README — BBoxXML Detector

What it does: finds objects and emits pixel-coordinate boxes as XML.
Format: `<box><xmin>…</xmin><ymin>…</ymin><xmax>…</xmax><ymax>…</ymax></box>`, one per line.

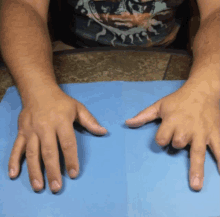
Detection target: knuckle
<box><xmin>55</xmin><ymin>114</ymin><xmax>66</xmax><ymax>123</ymax></box>
<box><xmin>42</xmin><ymin>145</ymin><xmax>54</xmax><ymax>159</ymax></box>
<box><xmin>33</xmin><ymin>116</ymin><xmax>51</xmax><ymax>127</ymax></box>
<box><xmin>26</xmin><ymin>148</ymin><xmax>37</xmax><ymax>158</ymax></box>
<box><xmin>192</xmin><ymin>148</ymin><xmax>205</xmax><ymax>157</ymax></box>
<box><xmin>156</xmin><ymin>137</ymin><xmax>167</xmax><ymax>146</ymax></box>
<box><xmin>28</xmin><ymin>121</ymin><xmax>48</xmax><ymax>133</ymax></box>
<box><xmin>62</xmin><ymin>141</ymin><xmax>74</xmax><ymax>151</ymax></box>
<box><xmin>17</xmin><ymin>129</ymin><xmax>25</xmax><ymax>137</ymax></box>
<box><xmin>36</xmin><ymin>120</ymin><xmax>49</xmax><ymax>128</ymax></box>
<box><xmin>172</xmin><ymin>138</ymin><xmax>185</xmax><ymax>148</ymax></box>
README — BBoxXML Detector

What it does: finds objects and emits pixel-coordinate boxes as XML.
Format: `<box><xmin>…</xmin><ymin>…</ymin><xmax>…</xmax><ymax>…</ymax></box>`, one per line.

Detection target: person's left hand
<box><xmin>125</xmin><ymin>83</ymin><xmax>220</xmax><ymax>191</ymax></box>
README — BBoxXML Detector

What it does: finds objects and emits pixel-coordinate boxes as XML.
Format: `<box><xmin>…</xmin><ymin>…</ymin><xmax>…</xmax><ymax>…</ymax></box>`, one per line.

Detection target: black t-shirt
<box><xmin>57</xmin><ymin>0</ymin><xmax>185</xmax><ymax>48</ymax></box>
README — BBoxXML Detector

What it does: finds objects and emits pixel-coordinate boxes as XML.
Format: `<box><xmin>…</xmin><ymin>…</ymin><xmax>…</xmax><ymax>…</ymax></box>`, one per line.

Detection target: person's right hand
<box><xmin>8</xmin><ymin>87</ymin><xmax>107</xmax><ymax>193</ymax></box>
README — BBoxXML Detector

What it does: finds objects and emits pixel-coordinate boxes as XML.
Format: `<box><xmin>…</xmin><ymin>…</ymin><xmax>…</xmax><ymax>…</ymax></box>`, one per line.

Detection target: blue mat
<box><xmin>0</xmin><ymin>81</ymin><xmax>219</xmax><ymax>217</ymax></box>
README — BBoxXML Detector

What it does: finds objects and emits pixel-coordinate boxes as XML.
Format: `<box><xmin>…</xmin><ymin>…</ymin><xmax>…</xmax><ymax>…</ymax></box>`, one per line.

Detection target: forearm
<box><xmin>186</xmin><ymin>9</ymin><xmax>220</xmax><ymax>99</ymax></box>
<box><xmin>0</xmin><ymin>1</ymin><xmax>60</xmax><ymax>106</ymax></box>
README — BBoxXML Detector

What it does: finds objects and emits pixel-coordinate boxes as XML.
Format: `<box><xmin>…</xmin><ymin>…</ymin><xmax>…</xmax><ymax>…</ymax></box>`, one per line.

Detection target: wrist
<box><xmin>186</xmin><ymin>65</ymin><xmax>219</xmax><ymax>99</ymax></box>
<box><xmin>183</xmin><ymin>76</ymin><xmax>219</xmax><ymax>100</ymax></box>
<box><xmin>20</xmin><ymin>82</ymin><xmax>63</xmax><ymax>107</ymax></box>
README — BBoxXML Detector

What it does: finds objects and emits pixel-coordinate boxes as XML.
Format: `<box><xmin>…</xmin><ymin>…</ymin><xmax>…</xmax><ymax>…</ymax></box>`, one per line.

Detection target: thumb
<box><xmin>125</xmin><ymin>100</ymin><xmax>161</xmax><ymax>127</ymax></box>
<box><xmin>76</xmin><ymin>102</ymin><xmax>108</xmax><ymax>135</ymax></box>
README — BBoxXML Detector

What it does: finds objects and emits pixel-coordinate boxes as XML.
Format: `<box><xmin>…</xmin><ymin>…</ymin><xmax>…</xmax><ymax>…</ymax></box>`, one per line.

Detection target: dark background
<box><xmin>47</xmin><ymin>0</ymin><xmax>200</xmax><ymax>52</ymax></box>
<box><xmin>0</xmin><ymin>0</ymin><xmax>200</xmax><ymax>65</ymax></box>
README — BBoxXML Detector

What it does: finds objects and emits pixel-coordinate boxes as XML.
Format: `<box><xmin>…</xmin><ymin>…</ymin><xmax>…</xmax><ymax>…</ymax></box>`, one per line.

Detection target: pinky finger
<box><xmin>8</xmin><ymin>133</ymin><xmax>26</xmax><ymax>179</ymax></box>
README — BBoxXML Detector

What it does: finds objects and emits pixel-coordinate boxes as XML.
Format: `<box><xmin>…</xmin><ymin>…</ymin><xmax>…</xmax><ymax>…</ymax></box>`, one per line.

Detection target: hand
<box><xmin>8</xmin><ymin>88</ymin><xmax>107</xmax><ymax>193</ymax></box>
<box><xmin>125</xmin><ymin>84</ymin><xmax>220</xmax><ymax>191</ymax></box>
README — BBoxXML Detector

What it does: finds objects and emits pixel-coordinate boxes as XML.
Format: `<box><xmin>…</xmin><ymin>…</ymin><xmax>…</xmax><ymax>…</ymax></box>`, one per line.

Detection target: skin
<box><xmin>126</xmin><ymin>4</ymin><xmax>220</xmax><ymax>191</ymax></box>
<box><xmin>126</xmin><ymin>80</ymin><xmax>220</xmax><ymax>191</ymax></box>
<box><xmin>8</xmin><ymin>87</ymin><xmax>108</xmax><ymax>192</ymax></box>
<box><xmin>6</xmin><ymin>0</ymin><xmax>220</xmax><ymax>193</ymax></box>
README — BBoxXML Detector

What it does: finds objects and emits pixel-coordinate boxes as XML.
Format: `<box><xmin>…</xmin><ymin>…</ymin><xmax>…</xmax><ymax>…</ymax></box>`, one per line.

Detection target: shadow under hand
<box><xmin>10</xmin><ymin>152</ymin><xmax>46</xmax><ymax>194</ymax></box>
<box><xmin>13</xmin><ymin>119</ymin><xmax>110</xmax><ymax>195</ymax></box>
<box><xmin>163</xmin><ymin>144</ymin><xmax>217</xmax><ymax>193</ymax></box>
<box><xmin>122</xmin><ymin>118</ymin><xmax>163</xmax><ymax>153</ymax></box>
<box><xmin>73</xmin><ymin>122</ymin><xmax>110</xmax><ymax>180</ymax></box>
<box><xmin>122</xmin><ymin>118</ymin><xmax>219</xmax><ymax>193</ymax></box>
<box><xmin>57</xmin><ymin>121</ymin><xmax>109</xmax><ymax>182</ymax></box>
<box><xmin>72</xmin><ymin>122</ymin><xmax>86</xmax><ymax>180</ymax></box>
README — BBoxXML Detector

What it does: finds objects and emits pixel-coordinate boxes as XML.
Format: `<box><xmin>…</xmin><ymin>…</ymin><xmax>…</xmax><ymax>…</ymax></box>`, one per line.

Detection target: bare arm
<box><xmin>0</xmin><ymin>0</ymin><xmax>108</xmax><ymax>194</ymax></box>
<box><xmin>186</xmin><ymin>5</ymin><xmax>220</xmax><ymax>99</ymax></box>
<box><xmin>0</xmin><ymin>0</ymin><xmax>60</xmax><ymax>106</ymax></box>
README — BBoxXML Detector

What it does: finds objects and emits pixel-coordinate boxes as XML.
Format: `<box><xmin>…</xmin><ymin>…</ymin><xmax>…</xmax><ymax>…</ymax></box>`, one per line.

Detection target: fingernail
<box><xmin>51</xmin><ymin>180</ymin><xmax>60</xmax><ymax>191</ymax></box>
<box><xmin>32</xmin><ymin>179</ymin><xmax>41</xmax><ymax>189</ymax></box>
<box><xmin>9</xmin><ymin>169</ymin><xmax>15</xmax><ymax>177</ymax></box>
<box><xmin>192</xmin><ymin>176</ymin><xmax>200</xmax><ymax>186</ymax></box>
<box><xmin>69</xmin><ymin>169</ymin><xmax>78</xmax><ymax>178</ymax></box>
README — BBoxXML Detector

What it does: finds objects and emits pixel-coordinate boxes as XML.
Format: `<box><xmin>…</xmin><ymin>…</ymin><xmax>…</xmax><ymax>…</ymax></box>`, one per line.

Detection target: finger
<box><xmin>209</xmin><ymin>129</ymin><xmax>220</xmax><ymax>174</ymax></box>
<box><xmin>56</xmin><ymin>122</ymin><xmax>79</xmax><ymax>179</ymax></box>
<box><xmin>8</xmin><ymin>133</ymin><xmax>26</xmax><ymax>179</ymax></box>
<box><xmin>189</xmin><ymin>135</ymin><xmax>206</xmax><ymax>191</ymax></box>
<box><xmin>172</xmin><ymin>128</ymin><xmax>192</xmax><ymax>149</ymax></box>
<box><xmin>155</xmin><ymin>119</ymin><xmax>175</xmax><ymax>146</ymax></box>
<box><xmin>39</xmin><ymin>127</ymin><xmax>62</xmax><ymax>193</ymax></box>
<box><xmin>26</xmin><ymin>133</ymin><xmax>44</xmax><ymax>192</ymax></box>
<box><xmin>125</xmin><ymin>101</ymin><xmax>160</xmax><ymax>127</ymax></box>
<box><xmin>76</xmin><ymin>102</ymin><xmax>108</xmax><ymax>135</ymax></box>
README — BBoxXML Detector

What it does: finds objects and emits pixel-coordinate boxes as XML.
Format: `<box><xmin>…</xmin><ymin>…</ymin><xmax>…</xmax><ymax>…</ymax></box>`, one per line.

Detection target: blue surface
<box><xmin>0</xmin><ymin>81</ymin><xmax>219</xmax><ymax>217</ymax></box>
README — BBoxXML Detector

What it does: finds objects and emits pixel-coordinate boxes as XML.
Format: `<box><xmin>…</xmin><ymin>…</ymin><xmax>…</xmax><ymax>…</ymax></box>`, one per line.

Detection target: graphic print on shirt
<box><xmin>73</xmin><ymin>0</ymin><xmax>177</xmax><ymax>46</ymax></box>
